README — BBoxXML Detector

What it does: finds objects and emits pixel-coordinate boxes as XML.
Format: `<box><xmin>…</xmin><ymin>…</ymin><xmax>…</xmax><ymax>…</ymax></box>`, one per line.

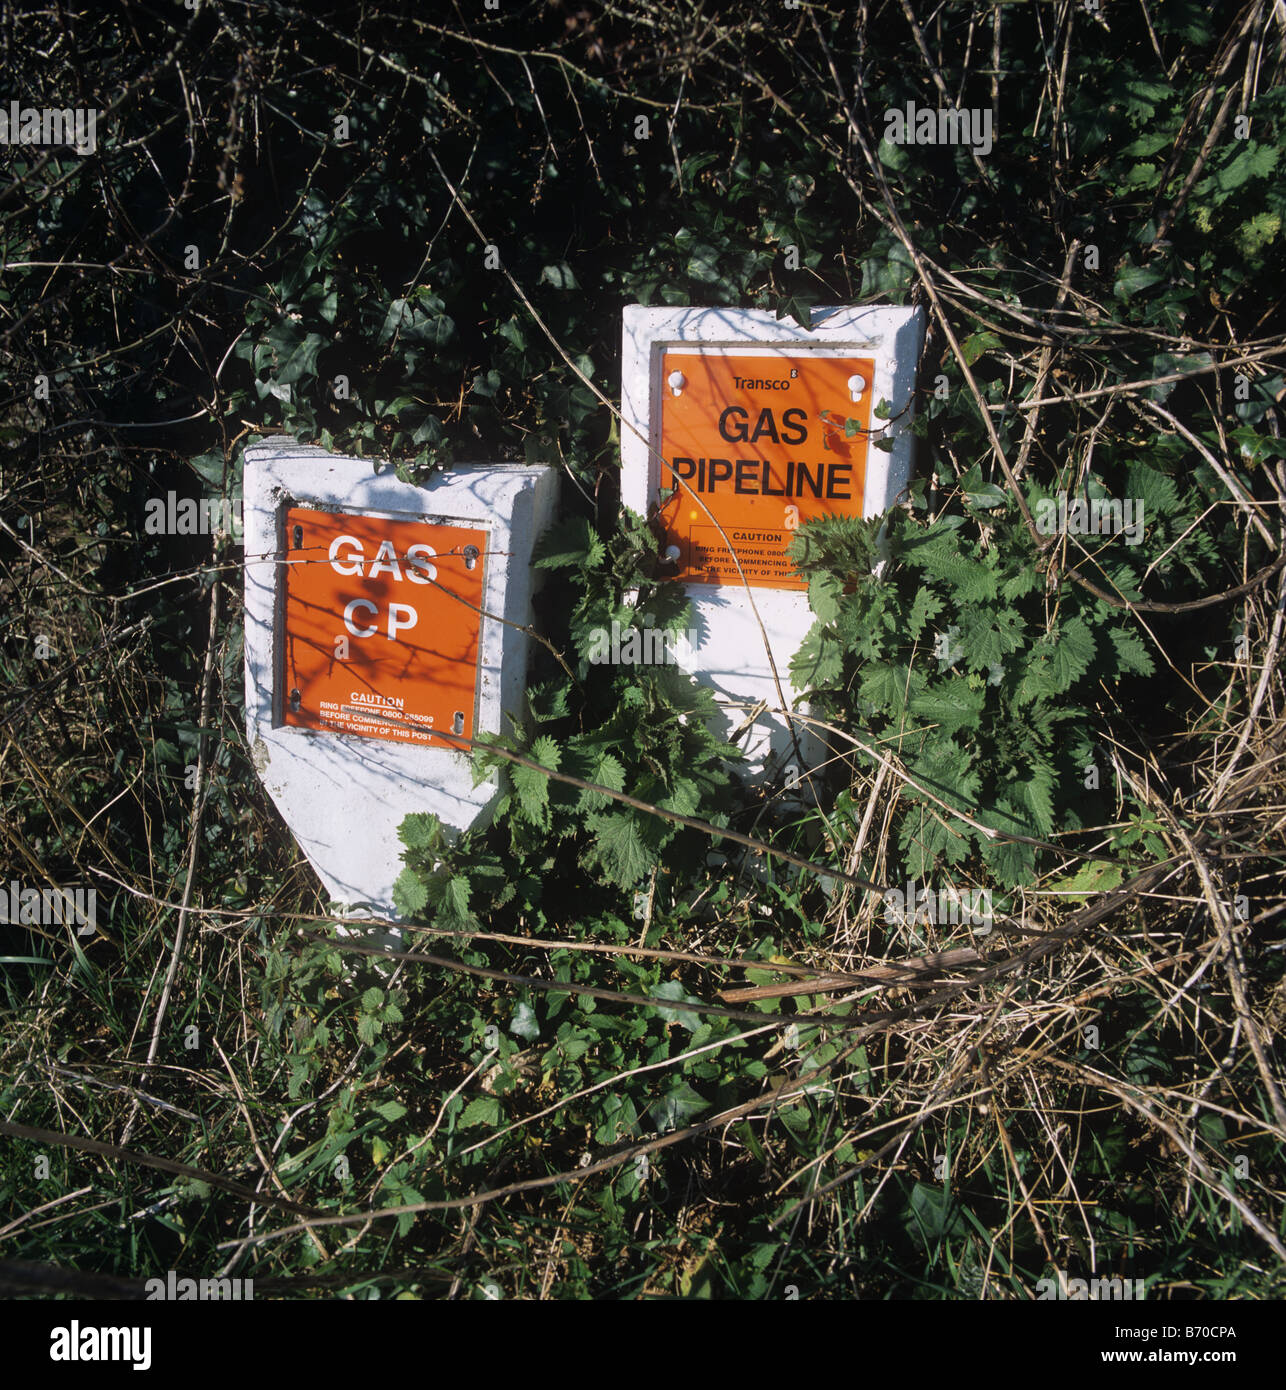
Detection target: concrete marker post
<box><xmin>243</xmin><ymin>437</ymin><xmax>557</xmax><ymax>922</ymax></box>
<box><xmin>620</xmin><ymin>304</ymin><xmax>925</xmax><ymax>793</ymax></box>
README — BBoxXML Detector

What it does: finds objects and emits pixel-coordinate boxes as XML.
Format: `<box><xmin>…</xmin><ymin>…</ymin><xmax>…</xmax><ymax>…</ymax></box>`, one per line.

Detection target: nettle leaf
<box><xmin>791</xmin><ymin>624</ymin><xmax>844</xmax><ymax>688</ymax></box>
<box><xmin>1000</xmin><ymin>565</ymin><xmax>1041</xmax><ymax>602</ymax></box>
<box><xmin>1208</xmin><ymin>142</ymin><xmax>1279</xmax><ymax>196</ymax></box>
<box><xmin>1108</xmin><ymin>626</ymin><xmax>1155</xmax><ymax>677</ymax></box>
<box><xmin>910</xmin><ymin>679</ymin><xmax>986</xmax><ymax>736</ymax></box>
<box><xmin>586</xmin><ymin>810</ymin><xmax>652</xmax><ymax>887</ymax></box>
<box><xmin>912</xmin><ymin>736</ymin><xmax>980</xmax><ymax>808</ymax></box>
<box><xmin>898</xmin><ymin>802</ymin><xmax>969</xmax><ymax>876</ymax></box>
<box><xmin>658</xmin><ymin>777</ymin><xmax>701</xmax><ymax>817</ymax></box>
<box><xmin>512</xmin><ymin>735</ymin><xmax>560</xmax><ymax>824</ymax></box>
<box><xmin>440</xmin><ymin>874</ymin><xmax>473</xmax><ymax>924</ymax></box>
<box><xmin>399</xmin><ymin>811</ymin><xmax>444</xmax><ymax>852</ymax></box>
<box><xmin>1049</xmin><ymin>616</ymin><xmax>1095</xmax><ymax>691</ymax></box>
<box><xmin>1121</xmin><ymin>130</ymin><xmax>1171</xmax><ymax>158</ymax></box>
<box><xmin>1011</xmin><ymin>760</ymin><xmax>1056</xmax><ymax>837</ymax></box>
<box><xmin>979</xmin><ymin>810</ymin><xmax>1037</xmax><ymax>887</ymax></box>
<box><xmin>392</xmin><ymin>867</ymin><xmax>429</xmax><ymax>917</ymax></box>
<box><xmin>1016</xmin><ymin>645</ymin><xmax>1058</xmax><ymax>705</ymax></box>
<box><xmin>534</xmin><ymin>517</ymin><xmax>605</xmax><ymax>570</ymax></box>
<box><xmin>958</xmin><ymin>606</ymin><xmax>1024</xmax><ymax>671</ymax></box>
<box><xmin>911</xmin><ymin>542</ymin><xmax>1000</xmax><ymax>603</ymax></box>
<box><xmin>1045</xmin><ymin>861</ymin><xmax>1124</xmax><ymax>905</ymax></box>
<box><xmin>908</xmin><ymin>587</ymin><xmax>943</xmax><ymax>639</ymax></box>
<box><xmin>1124</xmin><ymin>461</ymin><xmax>1181</xmax><ymax>518</ymax></box>
<box><xmin>1236</xmin><ymin>211</ymin><xmax>1281</xmax><ymax>260</ymax></box>
<box><xmin>459</xmin><ymin>1096</ymin><xmax>501</xmax><ymax>1129</ymax></box>
<box><xmin>373</xmin><ymin>1100</ymin><xmax>408</xmax><ymax>1123</ymax></box>
<box><xmin>807</xmin><ymin>569</ymin><xmax>843</xmax><ymax>623</ymax></box>
<box><xmin>573</xmin><ymin>748</ymin><xmax>626</xmax><ymax>811</ymax></box>
<box><xmin>860</xmin><ymin>661</ymin><xmax>924</xmax><ymax>718</ymax></box>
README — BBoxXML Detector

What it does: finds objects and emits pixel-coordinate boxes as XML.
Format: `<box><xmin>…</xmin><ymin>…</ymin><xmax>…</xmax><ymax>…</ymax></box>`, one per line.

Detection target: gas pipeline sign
<box><xmin>280</xmin><ymin>507</ymin><xmax>487</xmax><ymax>748</ymax></box>
<box><xmin>657</xmin><ymin>350</ymin><xmax>875</xmax><ymax>590</ymax></box>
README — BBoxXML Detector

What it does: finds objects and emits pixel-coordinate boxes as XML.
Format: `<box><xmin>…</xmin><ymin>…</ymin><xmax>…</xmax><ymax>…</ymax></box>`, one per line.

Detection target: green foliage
<box><xmin>2</xmin><ymin>0</ymin><xmax>1283</xmax><ymax>1309</ymax></box>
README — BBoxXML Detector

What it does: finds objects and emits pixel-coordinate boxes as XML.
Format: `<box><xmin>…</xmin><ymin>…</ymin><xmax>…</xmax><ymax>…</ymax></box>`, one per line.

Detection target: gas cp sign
<box><xmin>280</xmin><ymin>506</ymin><xmax>487</xmax><ymax>748</ymax></box>
<box><xmin>657</xmin><ymin>349</ymin><xmax>876</xmax><ymax>589</ymax></box>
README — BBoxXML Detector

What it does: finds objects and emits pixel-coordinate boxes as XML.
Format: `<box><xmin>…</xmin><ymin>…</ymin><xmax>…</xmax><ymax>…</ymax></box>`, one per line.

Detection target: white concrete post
<box><xmin>620</xmin><ymin>304</ymin><xmax>925</xmax><ymax>786</ymax></box>
<box><xmin>243</xmin><ymin>438</ymin><xmax>557</xmax><ymax>918</ymax></box>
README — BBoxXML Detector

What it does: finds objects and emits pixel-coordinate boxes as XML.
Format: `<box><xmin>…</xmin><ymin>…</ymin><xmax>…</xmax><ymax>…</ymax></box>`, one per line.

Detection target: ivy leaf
<box><xmin>650</xmin><ymin>979</ymin><xmax>703</xmax><ymax>1032</ymax></box>
<box><xmin>903</xmin><ymin>1181</ymin><xmax>966</xmax><ymax>1248</ymax></box>
<box><xmin>960</xmin><ymin>330</ymin><xmax>1002</xmax><ymax>366</ymax></box>
<box><xmin>653</xmin><ymin>1081</ymin><xmax>709</xmax><ymax>1132</ymax></box>
<box><xmin>266</xmin><ymin>324</ymin><xmax>326</xmax><ymax>384</ymax></box>
<box><xmin>540</xmin><ymin>262</ymin><xmax>579</xmax><ymax>290</ymax></box>
<box><xmin>510</xmin><ymin>1002</ymin><xmax>540</xmax><ymax>1041</ymax></box>
<box><xmin>1113</xmin><ymin>262</ymin><xmax>1165</xmax><ymax>301</ymax></box>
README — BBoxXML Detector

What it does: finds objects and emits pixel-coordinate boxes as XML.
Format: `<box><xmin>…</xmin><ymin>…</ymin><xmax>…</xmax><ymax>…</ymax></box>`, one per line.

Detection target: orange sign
<box><xmin>280</xmin><ymin>507</ymin><xmax>487</xmax><ymax>748</ymax></box>
<box><xmin>657</xmin><ymin>350</ymin><xmax>875</xmax><ymax>589</ymax></box>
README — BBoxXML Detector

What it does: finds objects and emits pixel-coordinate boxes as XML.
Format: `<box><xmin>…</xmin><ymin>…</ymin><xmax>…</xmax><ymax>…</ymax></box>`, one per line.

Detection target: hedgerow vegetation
<box><xmin>2</xmin><ymin>0</ymin><xmax>1284</xmax><ymax>1300</ymax></box>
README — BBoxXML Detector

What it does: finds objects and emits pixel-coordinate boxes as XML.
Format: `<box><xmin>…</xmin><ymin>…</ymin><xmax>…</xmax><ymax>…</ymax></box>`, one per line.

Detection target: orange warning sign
<box><xmin>280</xmin><ymin>507</ymin><xmax>487</xmax><ymax>748</ymax></box>
<box><xmin>657</xmin><ymin>350</ymin><xmax>875</xmax><ymax>589</ymax></box>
